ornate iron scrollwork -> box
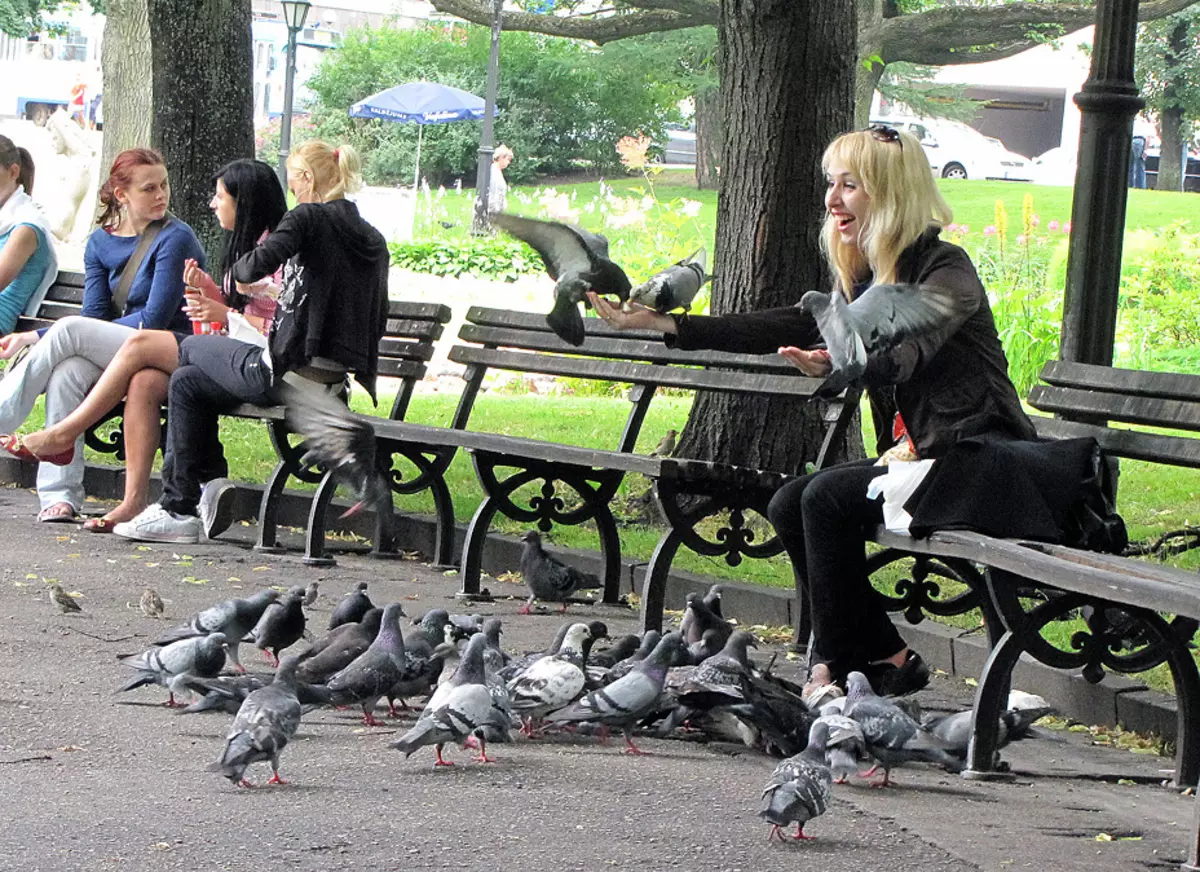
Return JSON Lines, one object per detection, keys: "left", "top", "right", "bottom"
{"left": 866, "top": 549, "right": 985, "bottom": 625}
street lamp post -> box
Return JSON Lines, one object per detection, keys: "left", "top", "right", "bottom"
{"left": 277, "top": 0, "right": 312, "bottom": 185}
{"left": 471, "top": 0, "right": 504, "bottom": 235}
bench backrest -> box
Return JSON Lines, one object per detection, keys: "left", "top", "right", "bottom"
{"left": 447, "top": 306, "right": 856, "bottom": 466}
{"left": 1028, "top": 360, "right": 1200, "bottom": 468}
{"left": 14, "top": 270, "right": 85, "bottom": 332}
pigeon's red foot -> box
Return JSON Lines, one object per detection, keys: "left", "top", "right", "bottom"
{"left": 471, "top": 741, "right": 496, "bottom": 764}
{"left": 238, "top": 779, "right": 255, "bottom": 789}
{"left": 463, "top": 736, "right": 481, "bottom": 750}
{"left": 517, "top": 604, "right": 533, "bottom": 615}
{"left": 362, "top": 711, "right": 384, "bottom": 727}
{"left": 792, "top": 825, "right": 815, "bottom": 841}
{"left": 622, "top": 736, "right": 647, "bottom": 756}
{"left": 163, "top": 695, "right": 186, "bottom": 708}
{"left": 558, "top": 602, "right": 570, "bottom": 614}
{"left": 869, "top": 770, "right": 893, "bottom": 788}
{"left": 433, "top": 745, "right": 454, "bottom": 767}
{"left": 767, "top": 824, "right": 784, "bottom": 842}
{"left": 267, "top": 773, "right": 288, "bottom": 786}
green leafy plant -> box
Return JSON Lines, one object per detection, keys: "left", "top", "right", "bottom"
{"left": 387, "top": 236, "right": 541, "bottom": 282}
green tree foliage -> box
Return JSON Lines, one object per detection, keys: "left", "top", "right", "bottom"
{"left": 0, "top": 0, "right": 104, "bottom": 38}
{"left": 1135, "top": 8, "right": 1200, "bottom": 133}
{"left": 305, "top": 23, "right": 684, "bottom": 187}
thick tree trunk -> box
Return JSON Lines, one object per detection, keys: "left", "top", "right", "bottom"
{"left": 1154, "top": 19, "right": 1190, "bottom": 192}
{"left": 100, "top": 0, "right": 153, "bottom": 181}
{"left": 693, "top": 86, "right": 721, "bottom": 190}
{"left": 675, "top": 0, "right": 861, "bottom": 474}
{"left": 147, "top": 0, "right": 255, "bottom": 265}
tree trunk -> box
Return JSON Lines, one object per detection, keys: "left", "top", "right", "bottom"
{"left": 100, "top": 0, "right": 153, "bottom": 181}
{"left": 147, "top": 0, "right": 255, "bottom": 265}
{"left": 693, "top": 86, "right": 721, "bottom": 190}
{"left": 675, "top": 0, "right": 861, "bottom": 474}
{"left": 1154, "top": 18, "right": 1190, "bottom": 192}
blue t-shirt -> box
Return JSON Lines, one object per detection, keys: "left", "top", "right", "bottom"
{"left": 81, "top": 219, "right": 205, "bottom": 333}
{"left": 0, "top": 223, "right": 54, "bottom": 335}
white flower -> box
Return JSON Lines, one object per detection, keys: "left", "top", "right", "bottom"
{"left": 677, "top": 198, "right": 703, "bottom": 218}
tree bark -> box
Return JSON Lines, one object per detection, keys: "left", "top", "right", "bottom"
{"left": 1154, "top": 18, "right": 1190, "bottom": 192}
{"left": 100, "top": 0, "right": 153, "bottom": 180}
{"left": 146, "top": 0, "right": 255, "bottom": 265}
{"left": 673, "top": 0, "right": 862, "bottom": 474}
{"left": 693, "top": 86, "right": 721, "bottom": 189}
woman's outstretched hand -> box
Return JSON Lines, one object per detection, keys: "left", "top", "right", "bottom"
{"left": 0, "top": 331, "right": 38, "bottom": 360}
{"left": 779, "top": 346, "right": 833, "bottom": 377}
{"left": 588, "top": 292, "right": 678, "bottom": 335}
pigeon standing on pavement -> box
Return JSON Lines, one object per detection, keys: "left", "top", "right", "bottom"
{"left": 546, "top": 631, "right": 688, "bottom": 755}
{"left": 295, "top": 608, "right": 383, "bottom": 684}
{"left": 153, "top": 589, "right": 280, "bottom": 673}
{"left": 759, "top": 720, "right": 834, "bottom": 842}
{"left": 302, "top": 582, "right": 320, "bottom": 608}
{"left": 492, "top": 212, "right": 632, "bottom": 347}
{"left": 328, "top": 581, "right": 374, "bottom": 630}
{"left": 48, "top": 583, "right": 82, "bottom": 614}
{"left": 507, "top": 622, "right": 593, "bottom": 733}
{"left": 208, "top": 655, "right": 303, "bottom": 787}
{"left": 798, "top": 283, "right": 958, "bottom": 397}
{"left": 248, "top": 587, "right": 307, "bottom": 666}
{"left": 649, "top": 429, "right": 677, "bottom": 458}
{"left": 139, "top": 587, "right": 165, "bottom": 619}
{"left": 117, "top": 633, "right": 229, "bottom": 707}
{"left": 680, "top": 592, "right": 732, "bottom": 647}
{"left": 628, "top": 249, "right": 708, "bottom": 314}
{"left": 816, "top": 703, "right": 875, "bottom": 783}
{"left": 325, "top": 603, "right": 411, "bottom": 726}
{"left": 518, "top": 530, "right": 603, "bottom": 614}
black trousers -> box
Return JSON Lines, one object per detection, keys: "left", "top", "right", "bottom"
{"left": 160, "top": 336, "right": 277, "bottom": 516}
{"left": 766, "top": 458, "right": 906, "bottom": 680}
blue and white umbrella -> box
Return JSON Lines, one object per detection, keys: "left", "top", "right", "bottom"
{"left": 350, "top": 81, "right": 496, "bottom": 189}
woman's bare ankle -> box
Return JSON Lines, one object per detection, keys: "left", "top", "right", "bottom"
{"left": 870, "top": 648, "right": 909, "bottom": 669}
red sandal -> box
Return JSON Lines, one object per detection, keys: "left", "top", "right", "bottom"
{"left": 0, "top": 433, "right": 75, "bottom": 466}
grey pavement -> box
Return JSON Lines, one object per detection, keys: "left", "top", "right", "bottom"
{"left": 0, "top": 483, "right": 1193, "bottom": 872}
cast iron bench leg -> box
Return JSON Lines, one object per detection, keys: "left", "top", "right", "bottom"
{"left": 427, "top": 472, "right": 455, "bottom": 567}
{"left": 963, "top": 628, "right": 1020, "bottom": 780}
{"left": 640, "top": 528, "right": 684, "bottom": 633}
{"left": 1186, "top": 795, "right": 1200, "bottom": 871}
{"left": 460, "top": 495, "right": 499, "bottom": 597}
{"left": 595, "top": 501, "right": 621, "bottom": 603}
{"left": 254, "top": 460, "right": 292, "bottom": 554}
{"left": 302, "top": 470, "right": 338, "bottom": 567}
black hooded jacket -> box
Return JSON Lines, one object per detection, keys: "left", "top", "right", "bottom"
{"left": 232, "top": 199, "right": 389, "bottom": 400}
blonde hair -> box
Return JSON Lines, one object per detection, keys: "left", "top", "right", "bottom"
{"left": 819, "top": 128, "right": 952, "bottom": 297}
{"left": 286, "top": 140, "right": 362, "bottom": 202}
{"left": 493, "top": 144, "right": 513, "bottom": 162}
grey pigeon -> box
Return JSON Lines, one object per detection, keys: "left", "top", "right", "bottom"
{"left": 48, "top": 583, "right": 82, "bottom": 614}
{"left": 759, "top": 720, "right": 834, "bottom": 841}
{"left": 817, "top": 704, "right": 874, "bottom": 783}
{"left": 649, "top": 429, "right": 677, "bottom": 458}
{"left": 139, "top": 587, "right": 165, "bottom": 618}
{"left": 296, "top": 607, "right": 383, "bottom": 684}
{"left": 658, "top": 631, "right": 757, "bottom": 734}
{"left": 686, "top": 628, "right": 724, "bottom": 665}
{"left": 117, "top": 633, "right": 229, "bottom": 707}
{"left": 248, "top": 587, "right": 307, "bottom": 666}
{"left": 326, "top": 603, "right": 412, "bottom": 726}
{"left": 409, "top": 608, "right": 454, "bottom": 650}
{"left": 392, "top": 633, "right": 514, "bottom": 766}
{"left": 518, "top": 530, "right": 603, "bottom": 614}
{"left": 280, "top": 382, "right": 391, "bottom": 519}
{"left": 798, "top": 283, "right": 958, "bottom": 396}
{"left": 154, "top": 589, "right": 280, "bottom": 673}
{"left": 588, "top": 634, "right": 640, "bottom": 670}
{"left": 508, "top": 622, "right": 592, "bottom": 732}
{"left": 546, "top": 631, "right": 687, "bottom": 754}
{"left": 628, "top": 248, "right": 708, "bottom": 313}
{"left": 680, "top": 592, "right": 732, "bottom": 647}
{"left": 603, "top": 630, "right": 661, "bottom": 684}
{"left": 922, "top": 702, "right": 1058, "bottom": 760}
{"left": 301, "top": 581, "right": 319, "bottom": 608}
{"left": 492, "top": 212, "right": 632, "bottom": 346}
{"left": 679, "top": 584, "right": 725, "bottom": 641}
{"left": 180, "top": 671, "right": 332, "bottom": 715}
{"left": 727, "top": 668, "right": 818, "bottom": 758}
{"left": 207, "top": 655, "right": 303, "bottom": 787}
{"left": 843, "top": 671, "right": 961, "bottom": 786}
{"left": 328, "top": 581, "right": 374, "bottom": 631}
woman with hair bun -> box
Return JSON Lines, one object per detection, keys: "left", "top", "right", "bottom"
{"left": 0, "top": 134, "right": 56, "bottom": 336}
{"left": 114, "top": 141, "right": 390, "bottom": 544}
{"left": 0, "top": 147, "right": 203, "bottom": 522}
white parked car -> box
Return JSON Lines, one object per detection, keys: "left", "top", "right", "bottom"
{"left": 870, "top": 116, "right": 1032, "bottom": 181}
{"left": 1031, "top": 146, "right": 1077, "bottom": 186}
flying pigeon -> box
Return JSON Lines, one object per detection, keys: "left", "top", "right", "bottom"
{"left": 759, "top": 720, "right": 834, "bottom": 841}
{"left": 325, "top": 603, "right": 414, "bottom": 726}
{"left": 546, "top": 631, "right": 687, "bottom": 755}
{"left": 139, "top": 587, "right": 165, "bottom": 619}
{"left": 280, "top": 382, "right": 391, "bottom": 520}
{"left": 48, "top": 583, "right": 82, "bottom": 614}
{"left": 208, "top": 655, "right": 303, "bottom": 787}
{"left": 628, "top": 249, "right": 708, "bottom": 313}
{"left": 247, "top": 587, "right": 307, "bottom": 666}
{"left": 328, "top": 582, "right": 374, "bottom": 631}
{"left": 117, "top": 633, "right": 229, "bottom": 707}
{"left": 492, "top": 212, "right": 632, "bottom": 346}
{"left": 154, "top": 589, "right": 279, "bottom": 673}
{"left": 798, "top": 283, "right": 959, "bottom": 396}
{"left": 518, "top": 530, "right": 603, "bottom": 614}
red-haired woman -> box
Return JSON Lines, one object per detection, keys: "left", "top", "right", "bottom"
{"left": 0, "top": 147, "right": 204, "bottom": 522}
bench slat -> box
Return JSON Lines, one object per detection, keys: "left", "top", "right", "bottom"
{"left": 1041, "top": 360, "right": 1200, "bottom": 403}
{"left": 1031, "top": 416, "right": 1200, "bottom": 467}
{"left": 382, "top": 319, "right": 446, "bottom": 342}
{"left": 466, "top": 306, "right": 665, "bottom": 342}
{"left": 378, "top": 337, "right": 436, "bottom": 362}
{"left": 377, "top": 358, "right": 429, "bottom": 380}
{"left": 1029, "top": 385, "right": 1200, "bottom": 432}
{"left": 447, "top": 346, "right": 823, "bottom": 397}
{"left": 38, "top": 302, "right": 84, "bottom": 320}
{"left": 387, "top": 301, "right": 452, "bottom": 323}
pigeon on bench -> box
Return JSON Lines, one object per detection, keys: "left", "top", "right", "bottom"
{"left": 628, "top": 249, "right": 708, "bottom": 314}
{"left": 208, "top": 655, "right": 303, "bottom": 787}
{"left": 799, "top": 283, "right": 959, "bottom": 397}
{"left": 492, "top": 213, "right": 631, "bottom": 347}
{"left": 518, "top": 530, "right": 604, "bottom": 614}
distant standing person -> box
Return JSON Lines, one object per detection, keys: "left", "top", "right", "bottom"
{"left": 69, "top": 76, "right": 87, "bottom": 128}
{"left": 1129, "top": 134, "right": 1147, "bottom": 189}
{"left": 488, "top": 144, "right": 513, "bottom": 214}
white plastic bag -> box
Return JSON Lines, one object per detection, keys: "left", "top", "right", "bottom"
{"left": 865, "top": 459, "right": 937, "bottom": 535}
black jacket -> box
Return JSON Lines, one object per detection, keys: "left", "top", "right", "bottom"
{"left": 231, "top": 200, "right": 389, "bottom": 400}
{"left": 668, "top": 228, "right": 1035, "bottom": 459}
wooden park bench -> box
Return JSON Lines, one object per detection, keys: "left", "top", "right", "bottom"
{"left": 860, "top": 360, "right": 1200, "bottom": 802}
{"left": 306, "top": 306, "right": 861, "bottom": 618}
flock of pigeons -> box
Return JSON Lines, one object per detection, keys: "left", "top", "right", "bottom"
{"left": 111, "top": 564, "right": 1056, "bottom": 842}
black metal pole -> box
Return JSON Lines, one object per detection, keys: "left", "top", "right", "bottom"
{"left": 277, "top": 25, "right": 300, "bottom": 185}
{"left": 1059, "top": 0, "right": 1144, "bottom": 367}
{"left": 471, "top": 0, "right": 504, "bottom": 235}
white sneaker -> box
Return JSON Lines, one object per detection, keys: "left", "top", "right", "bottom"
{"left": 113, "top": 504, "right": 201, "bottom": 544}
{"left": 199, "top": 478, "right": 237, "bottom": 541}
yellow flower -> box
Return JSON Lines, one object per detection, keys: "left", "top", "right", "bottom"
{"left": 994, "top": 199, "right": 1009, "bottom": 244}
{"left": 1022, "top": 193, "right": 1035, "bottom": 237}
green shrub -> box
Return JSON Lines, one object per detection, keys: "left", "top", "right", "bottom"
{"left": 1117, "top": 223, "right": 1200, "bottom": 369}
{"left": 388, "top": 236, "right": 541, "bottom": 281}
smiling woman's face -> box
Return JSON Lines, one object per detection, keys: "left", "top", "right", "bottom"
{"left": 825, "top": 162, "right": 871, "bottom": 249}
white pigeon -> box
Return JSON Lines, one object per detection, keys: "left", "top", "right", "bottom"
{"left": 507, "top": 622, "right": 592, "bottom": 733}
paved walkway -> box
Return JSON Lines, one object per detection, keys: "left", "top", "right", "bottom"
{"left": 0, "top": 484, "right": 1193, "bottom": 872}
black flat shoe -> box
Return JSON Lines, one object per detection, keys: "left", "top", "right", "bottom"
{"left": 864, "top": 650, "right": 930, "bottom": 697}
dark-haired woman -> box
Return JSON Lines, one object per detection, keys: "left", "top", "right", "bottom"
{"left": 0, "top": 147, "right": 203, "bottom": 522}
{"left": 0, "top": 134, "right": 56, "bottom": 336}
{"left": 15, "top": 159, "right": 287, "bottom": 530}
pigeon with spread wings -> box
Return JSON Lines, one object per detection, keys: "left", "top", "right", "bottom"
{"left": 799, "top": 283, "right": 959, "bottom": 397}
{"left": 492, "top": 213, "right": 631, "bottom": 346}
{"left": 281, "top": 382, "right": 390, "bottom": 520}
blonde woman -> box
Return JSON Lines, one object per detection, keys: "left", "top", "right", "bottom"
{"left": 590, "top": 125, "right": 1035, "bottom": 696}
{"left": 114, "top": 141, "right": 390, "bottom": 544}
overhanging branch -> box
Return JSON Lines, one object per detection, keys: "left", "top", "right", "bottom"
{"left": 429, "top": 0, "right": 714, "bottom": 43}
